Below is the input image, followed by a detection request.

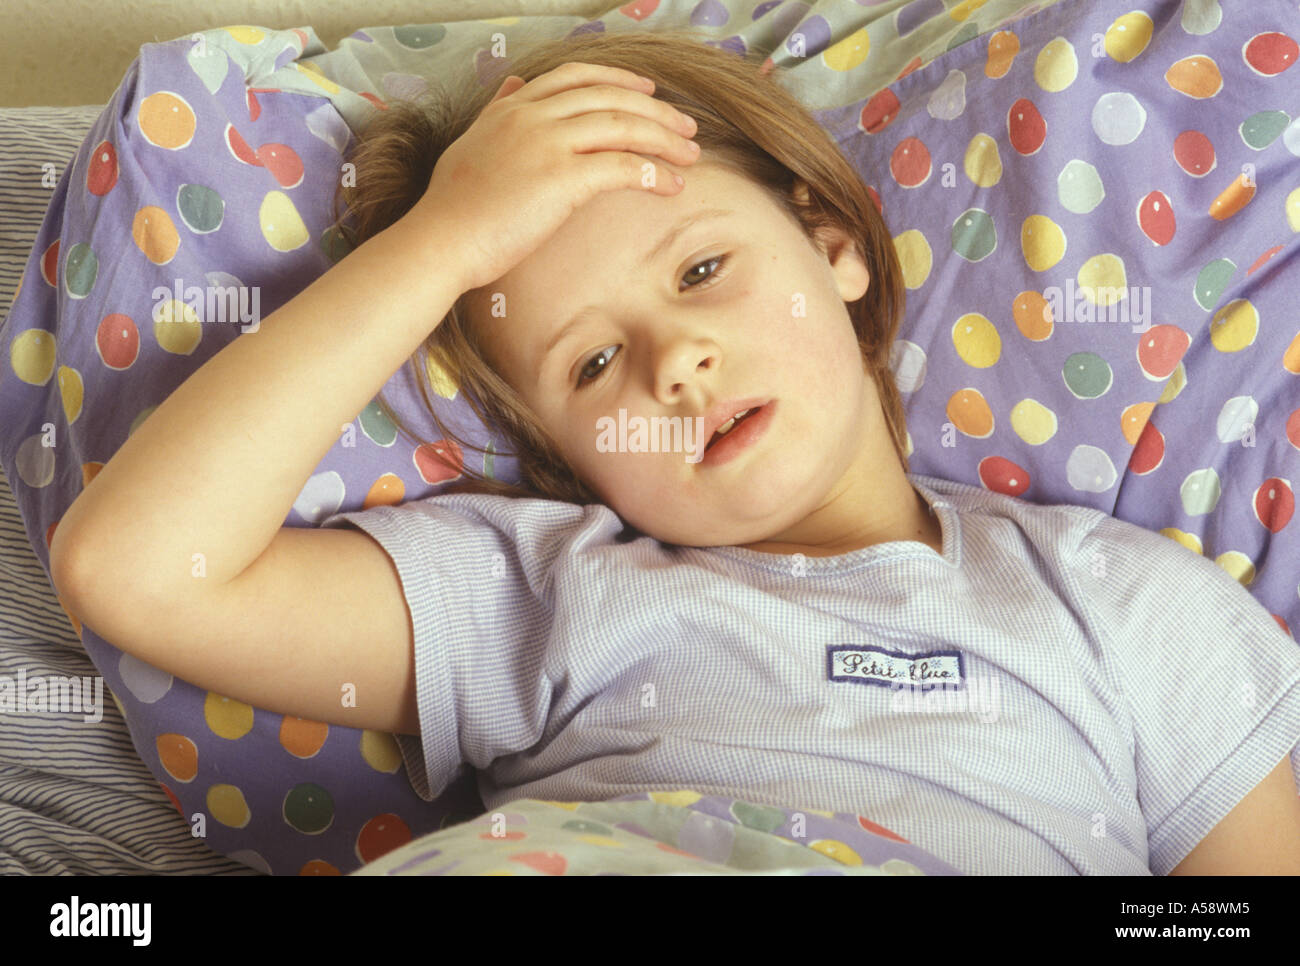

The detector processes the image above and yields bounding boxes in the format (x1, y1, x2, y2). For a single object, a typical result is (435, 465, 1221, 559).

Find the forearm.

(53, 218, 465, 591)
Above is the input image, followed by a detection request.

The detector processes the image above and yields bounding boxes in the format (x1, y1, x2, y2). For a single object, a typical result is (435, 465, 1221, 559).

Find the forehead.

(476, 163, 778, 372)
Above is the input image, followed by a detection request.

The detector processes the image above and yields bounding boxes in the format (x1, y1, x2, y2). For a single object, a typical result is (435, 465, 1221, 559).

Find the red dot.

(356, 812, 412, 864)
(1173, 130, 1215, 177)
(890, 136, 932, 188)
(1247, 245, 1283, 275)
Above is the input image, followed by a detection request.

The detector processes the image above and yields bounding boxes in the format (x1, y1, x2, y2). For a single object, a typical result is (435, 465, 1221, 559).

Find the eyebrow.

(540, 207, 737, 370)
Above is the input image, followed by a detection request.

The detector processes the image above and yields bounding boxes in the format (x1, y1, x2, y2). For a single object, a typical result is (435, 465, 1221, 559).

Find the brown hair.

(331, 27, 910, 505)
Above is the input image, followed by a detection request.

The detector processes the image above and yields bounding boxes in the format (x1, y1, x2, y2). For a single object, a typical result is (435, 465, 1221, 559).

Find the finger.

(488, 74, 525, 104)
(542, 84, 697, 139)
(563, 112, 701, 168)
(587, 153, 685, 197)
(509, 61, 653, 103)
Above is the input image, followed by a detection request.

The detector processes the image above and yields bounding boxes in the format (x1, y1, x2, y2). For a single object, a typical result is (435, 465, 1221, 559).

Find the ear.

(791, 179, 870, 303)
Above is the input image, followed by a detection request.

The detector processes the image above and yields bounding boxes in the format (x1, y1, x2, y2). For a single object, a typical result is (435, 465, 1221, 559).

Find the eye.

(574, 254, 731, 390)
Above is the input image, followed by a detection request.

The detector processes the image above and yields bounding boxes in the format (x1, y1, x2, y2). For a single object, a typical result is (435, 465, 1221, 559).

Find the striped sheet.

(0, 106, 253, 875)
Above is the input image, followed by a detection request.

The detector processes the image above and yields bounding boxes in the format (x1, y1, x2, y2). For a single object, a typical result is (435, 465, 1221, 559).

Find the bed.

(2, 0, 1297, 876)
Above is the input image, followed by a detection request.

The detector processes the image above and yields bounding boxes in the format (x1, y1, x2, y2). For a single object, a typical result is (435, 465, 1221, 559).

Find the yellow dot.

(360, 730, 402, 773)
(1160, 527, 1202, 555)
(1010, 398, 1058, 444)
(424, 352, 461, 399)
(152, 298, 202, 355)
(963, 133, 1002, 187)
(207, 783, 251, 827)
(823, 28, 870, 71)
(648, 790, 702, 807)
(810, 839, 863, 865)
(947, 0, 985, 21)
(259, 191, 309, 251)
(1034, 37, 1078, 92)
(1214, 550, 1255, 585)
(1157, 362, 1186, 403)
(57, 366, 84, 424)
(1021, 214, 1066, 271)
(1209, 299, 1258, 352)
(223, 25, 266, 44)
(10, 329, 56, 385)
(1104, 12, 1153, 62)
(204, 692, 254, 739)
(294, 62, 341, 94)
(1286, 187, 1300, 232)
(577, 835, 625, 848)
(952, 312, 1002, 368)
(893, 229, 933, 289)
(1077, 253, 1127, 305)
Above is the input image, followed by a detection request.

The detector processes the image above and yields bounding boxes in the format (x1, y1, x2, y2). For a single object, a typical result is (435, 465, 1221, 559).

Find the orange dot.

(279, 716, 329, 758)
(1121, 402, 1156, 445)
(1012, 290, 1053, 341)
(137, 91, 197, 149)
(986, 30, 1020, 78)
(1282, 330, 1300, 374)
(1209, 174, 1256, 220)
(299, 859, 341, 876)
(363, 473, 405, 509)
(947, 388, 995, 438)
(156, 733, 199, 782)
(1165, 55, 1223, 98)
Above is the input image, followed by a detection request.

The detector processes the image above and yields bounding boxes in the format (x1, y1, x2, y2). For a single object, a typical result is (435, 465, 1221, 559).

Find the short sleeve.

(1076, 513, 1300, 875)
(319, 493, 603, 802)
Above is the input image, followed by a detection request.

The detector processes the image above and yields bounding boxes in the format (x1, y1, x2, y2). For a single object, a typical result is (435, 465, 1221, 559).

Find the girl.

(48, 30, 1300, 875)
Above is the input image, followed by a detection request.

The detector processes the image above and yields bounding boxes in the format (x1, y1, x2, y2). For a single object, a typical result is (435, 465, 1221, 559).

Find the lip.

(699, 399, 775, 467)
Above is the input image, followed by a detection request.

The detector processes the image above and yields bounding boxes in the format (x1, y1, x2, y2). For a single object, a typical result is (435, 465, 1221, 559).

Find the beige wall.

(0, 0, 610, 107)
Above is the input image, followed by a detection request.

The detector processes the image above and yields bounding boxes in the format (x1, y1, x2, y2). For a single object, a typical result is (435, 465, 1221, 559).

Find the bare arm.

(1168, 756, 1300, 875)
(51, 216, 464, 620)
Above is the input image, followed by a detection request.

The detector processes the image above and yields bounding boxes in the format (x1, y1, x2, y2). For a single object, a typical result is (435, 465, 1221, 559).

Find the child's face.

(471, 159, 901, 551)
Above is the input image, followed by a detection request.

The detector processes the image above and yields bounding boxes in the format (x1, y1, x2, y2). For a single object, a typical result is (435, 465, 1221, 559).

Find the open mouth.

(706, 405, 762, 451)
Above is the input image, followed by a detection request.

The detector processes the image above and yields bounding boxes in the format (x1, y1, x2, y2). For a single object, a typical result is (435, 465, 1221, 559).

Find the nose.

(651, 328, 719, 406)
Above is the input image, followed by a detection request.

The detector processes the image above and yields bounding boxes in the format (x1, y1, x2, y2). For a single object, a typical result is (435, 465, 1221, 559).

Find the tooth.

(716, 416, 736, 435)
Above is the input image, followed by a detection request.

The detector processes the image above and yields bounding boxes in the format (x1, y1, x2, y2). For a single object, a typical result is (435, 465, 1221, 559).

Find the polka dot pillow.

(826, 0, 1300, 640)
(0, 26, 506, 875)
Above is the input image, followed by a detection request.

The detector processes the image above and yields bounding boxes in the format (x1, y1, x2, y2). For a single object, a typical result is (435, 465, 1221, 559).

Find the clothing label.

(826, 644, 964, 689)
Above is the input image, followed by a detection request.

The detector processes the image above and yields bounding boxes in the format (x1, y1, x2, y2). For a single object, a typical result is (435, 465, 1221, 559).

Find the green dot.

(177, 183, 224, 233)
(393, 24, 445, 49)
(951, 208, 997, 262)
(64, 242, 98, 298)
(359, 399, 397, 446)
(1062, 352, 1113, 399)
(730, 801, 787, 834)
(946, 21, 979, 52)
(320, 225, 352, 264)
(561, 819, 613, 836)
(1193, 258, 1235, 311)
(1240, 110, 1290, 150)
(283, 782, 334, 835)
